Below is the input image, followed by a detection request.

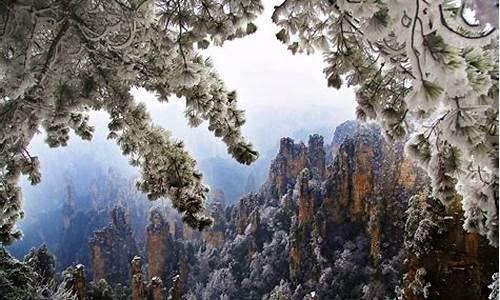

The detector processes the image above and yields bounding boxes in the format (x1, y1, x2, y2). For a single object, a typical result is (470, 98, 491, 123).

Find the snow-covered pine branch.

(272, 0, 499, 246)
(0, 0, 262, 245)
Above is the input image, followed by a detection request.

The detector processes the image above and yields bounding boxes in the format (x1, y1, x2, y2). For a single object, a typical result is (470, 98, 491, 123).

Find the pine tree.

(1, 0, 498, 251)
(0, 0, 262, 244)
(271, 0, 499, 246)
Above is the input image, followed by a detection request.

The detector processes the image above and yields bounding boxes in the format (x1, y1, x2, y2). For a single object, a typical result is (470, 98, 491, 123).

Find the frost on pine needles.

(272, 0, 499, 246)
(0, 0, 262, 244)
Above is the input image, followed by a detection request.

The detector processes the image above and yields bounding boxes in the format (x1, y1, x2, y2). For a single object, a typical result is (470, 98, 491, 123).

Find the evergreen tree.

(0, 0, 261, 244)
(271, 0, 499, 245)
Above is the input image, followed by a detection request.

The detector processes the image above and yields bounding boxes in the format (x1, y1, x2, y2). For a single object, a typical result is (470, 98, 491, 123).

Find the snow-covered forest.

(0, 0, 498, 299)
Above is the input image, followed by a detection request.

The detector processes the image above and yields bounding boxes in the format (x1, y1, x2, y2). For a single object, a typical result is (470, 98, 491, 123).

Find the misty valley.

(4, 121, 497, 300)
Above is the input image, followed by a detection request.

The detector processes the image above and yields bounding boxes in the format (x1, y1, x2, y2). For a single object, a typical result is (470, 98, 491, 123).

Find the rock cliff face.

(322, 124, 425, 260)
(146, 208, 172, 280)
(88, 206, 138, 285)
(131, 256, 146, 300)
(265, 134, 326, 198)
(275, 123, 425, 295)
(265, 137, 309, 198)
(327, 119, 358, 162)
(403, 193, 498, 300)
(202, 193, 226, 247)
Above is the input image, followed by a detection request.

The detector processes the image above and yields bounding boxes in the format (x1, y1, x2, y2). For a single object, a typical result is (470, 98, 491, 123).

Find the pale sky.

(20, 1, 359, 218)
(27, 1, 359, 170)
(139, 1, 358, 156)
(203, 1, 356, 112)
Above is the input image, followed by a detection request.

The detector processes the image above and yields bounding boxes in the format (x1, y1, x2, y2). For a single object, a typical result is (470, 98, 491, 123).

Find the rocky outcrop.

(265, 137, 308, 198)
(49, 171, 153, 277)
(319, 123, 427, 263)
(146, 208, 172, 281)
(204, 123, 438, 299)
(171, 253, 189, 300)
(202, 190, 227, 247)
(403, 194, 498, 300)
(296, 169, 315, 226)
(306, 134, 326, 178)
(131, 256, 146, 300)
(88, 206, 138, 285)
(231, 193, 264, 235)
(24, 244, 56, 290)
(322, 124, 383, 224)
(63, 264, 86, 300)
(62, 186, 76, 231)
(328, 120, 358, 161)
(148, 277, 164, 300)
(283, 127, 415, 285)
(81, 203, 184, 299)
(289, 168, 321, 283)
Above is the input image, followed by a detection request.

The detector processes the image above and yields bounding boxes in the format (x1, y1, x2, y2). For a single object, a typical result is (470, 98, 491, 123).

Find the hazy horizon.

(17, 1, 358, 227)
